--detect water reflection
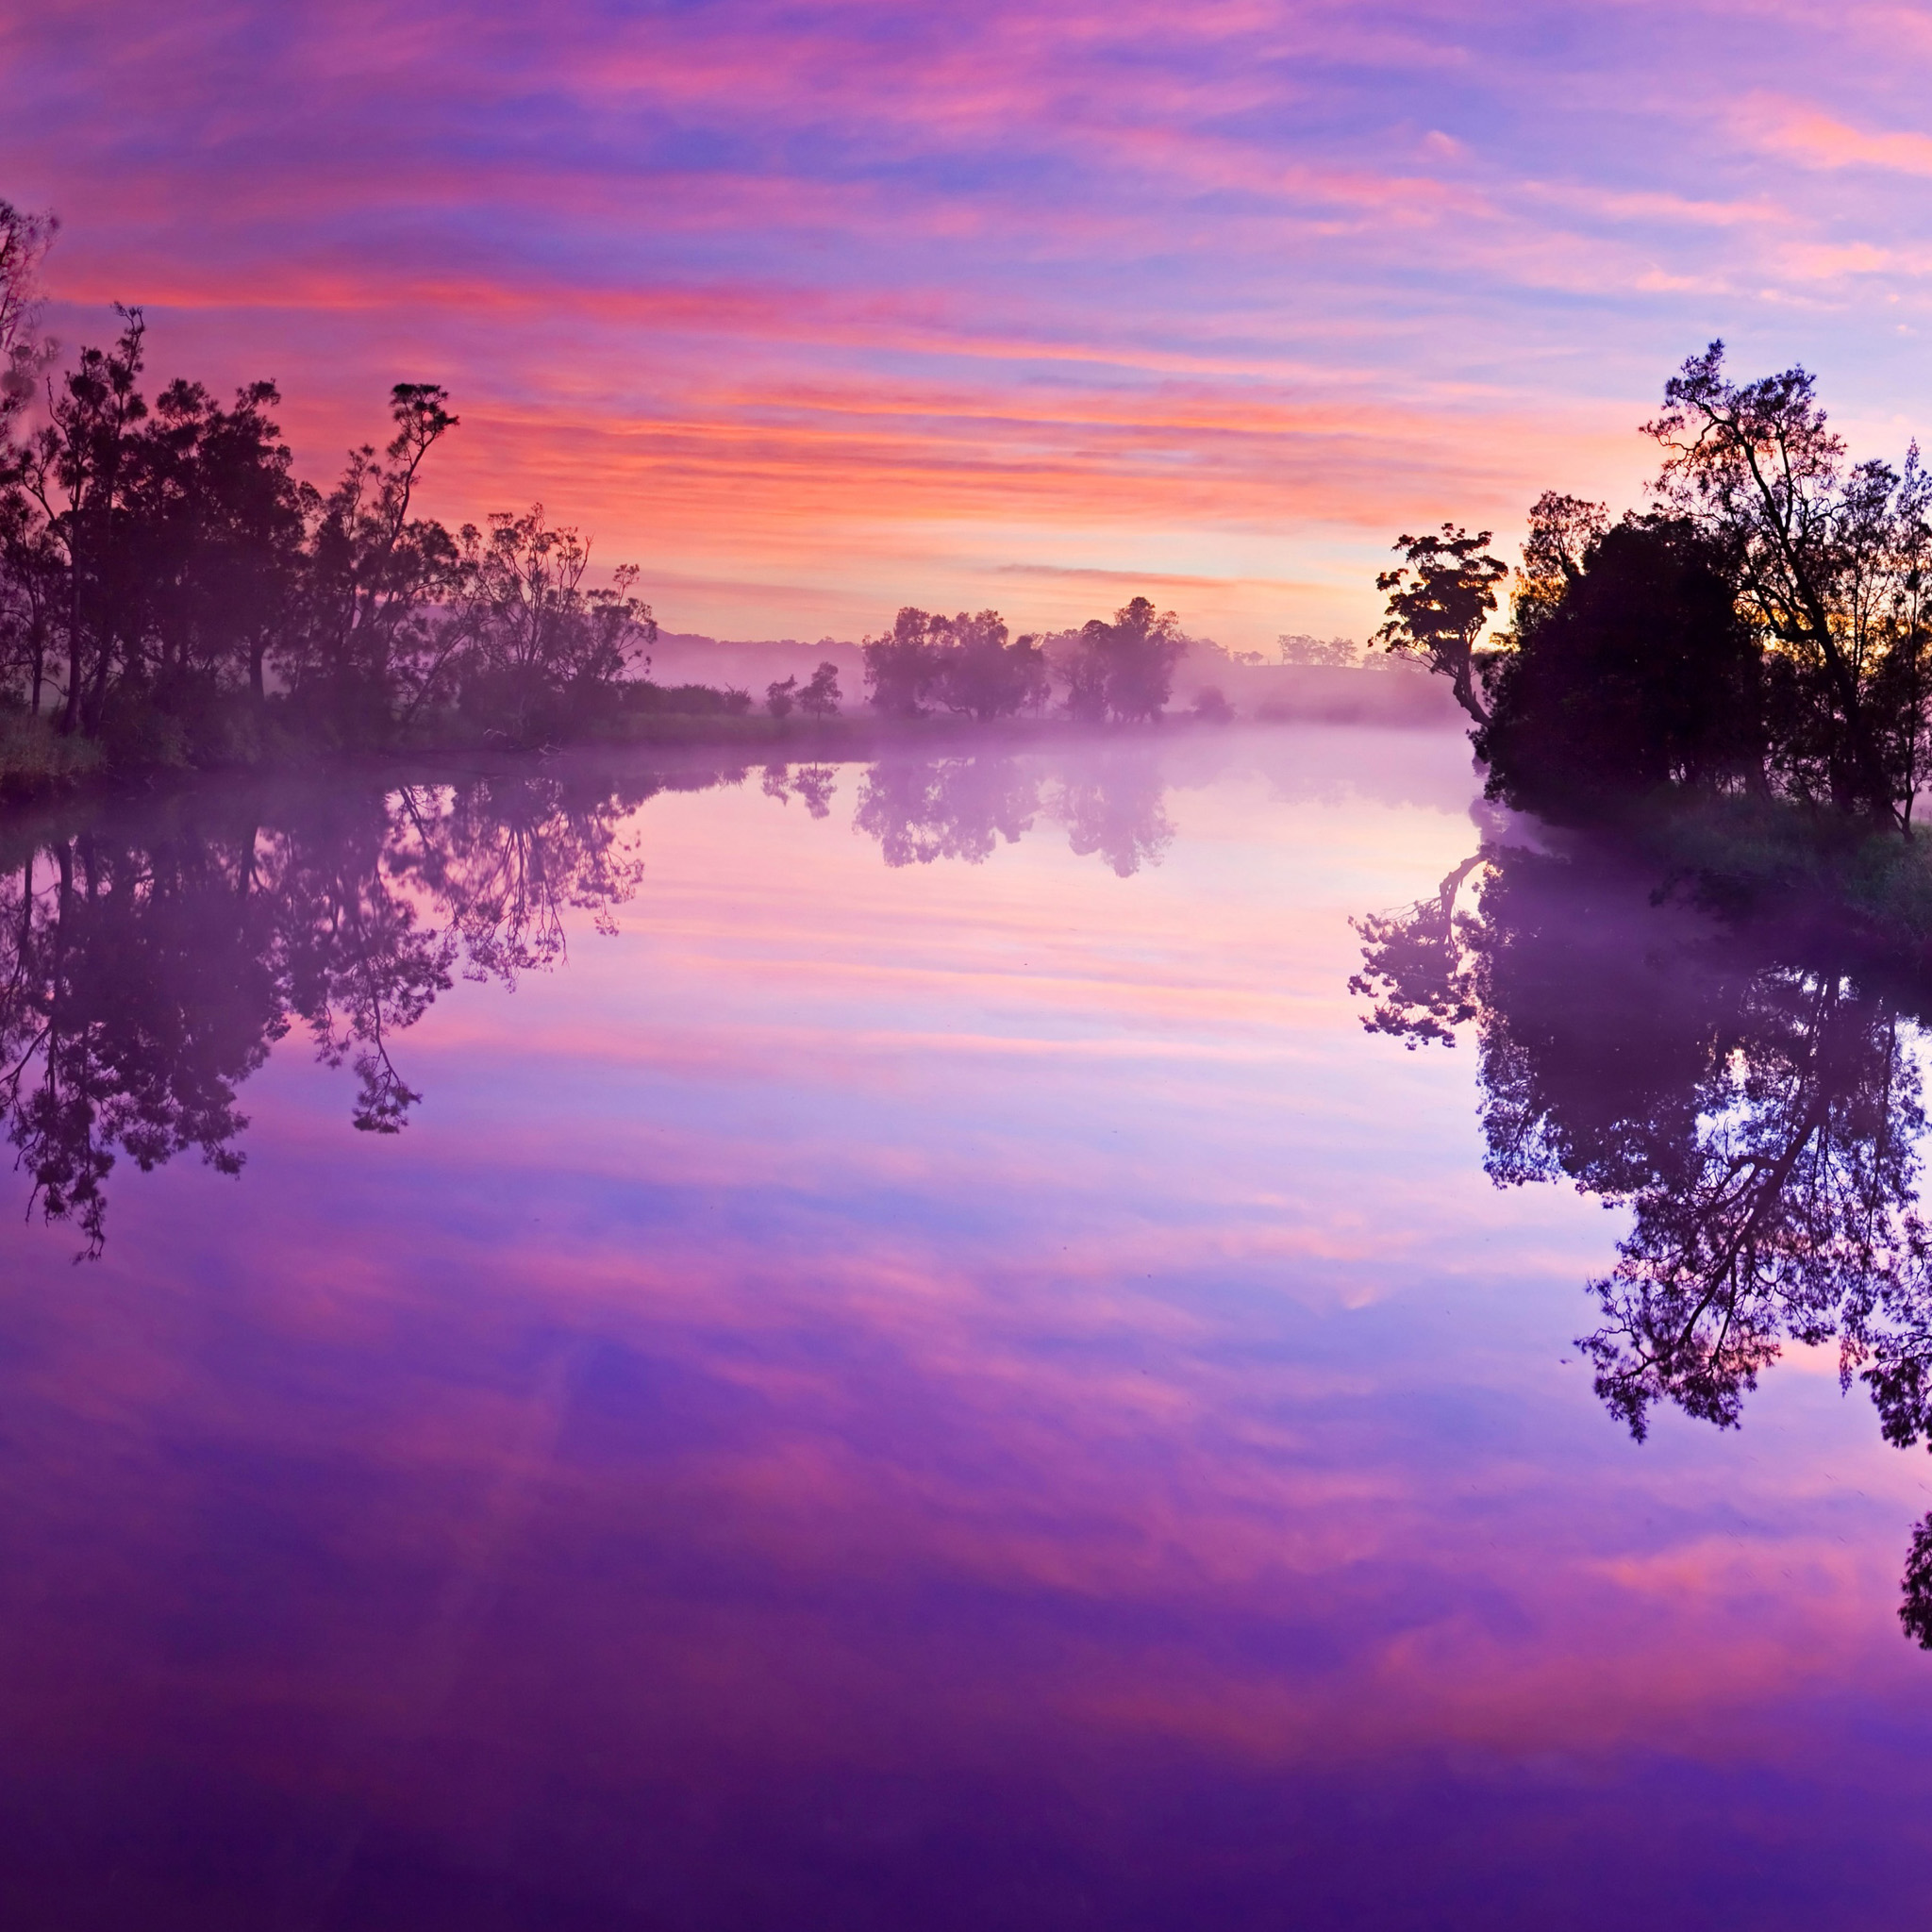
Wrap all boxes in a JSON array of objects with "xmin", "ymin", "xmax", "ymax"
[
  {"xmin": 11, "ymin": 723, "xmax": 1931, "ymax": 1924},
  {"xmin": 851, "ymin": 742, "xmax": 1173, "ymax": 876},
  {"xmin": 1353, "ymin": 834, "xmax": 1932, "ymax": 1640},
  {"xmin": 0, "ymin": 765, "xmax": 665, "ymax": 1252},
  {"xmin": 0, "ymin": 741, "xmax": 1200, "ymax": 1252}
]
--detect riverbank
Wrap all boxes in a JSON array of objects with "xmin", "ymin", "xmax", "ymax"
[
  {"xmin": 0, "ymin": 663, "xmax": 1461, "ymax": 807},
  {"xmin": 1539, "ymin": 785, "xmax": 1932, "ymax": 977}
]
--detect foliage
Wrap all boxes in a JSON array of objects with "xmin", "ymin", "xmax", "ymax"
[
  {"xmin": 1374, "ymin": 525, "xmax": 1509, "ymax": 724},
  {"xmin": 1351, "ymin": 835, "xmax": 1932, "ymax": 1641},
  {"xmin": 798, "ymin": 659, "xmax": 841, "ymax": 717},
  {"xmin": 1477, "ymin": 514, "xmax": 1762, "ymax": 812},
  {"xmin": 861, "ymin": 608, "xmax": 1048, "ymax": 721},
  {"xmin": 448, "ymin": 507, "xmax": 655, "ymax": 744},
  {"xmin": 0, "ymin": 198, "xmax": 56, "ymax": 428},
  {"xmin": 1056, "ymin": 596, "xmax": 1188, "ymax": 724},
  {"xmin": 0, "ymin": 234, "xmax": 659, "ymax": 771},
  {"xmin": 1394, "ymin": 345, "xmax": 1932, "ymax": 841},
  {"xmin": 1276, "ymin": 633, "xmax": 1359, "ymax": 666}
]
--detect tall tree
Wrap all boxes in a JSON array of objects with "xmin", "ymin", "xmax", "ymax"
[
  {"xmin": 1374, "ymin": 525, "xmax": 1509, "ymax": 725},
  {"xmin": 1644, "ymin": 341, "xmax": 1926, "ymax": 828}
]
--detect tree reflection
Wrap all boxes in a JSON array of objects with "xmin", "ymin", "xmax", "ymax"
[
  {"xmin": 0, "ymin": 764, "xmax": 663, "ymax": 1254},
  {"xmin": 1353, "ymin": 837, "xmax": 1932, "ymax": 1642},
  {"xmin": 854, "ymin": 756, "xmax": 1039, "ymax": 866},
  {"xmin": 849, "ymin": 745, "xmax": 1174, "ymax": 876}
]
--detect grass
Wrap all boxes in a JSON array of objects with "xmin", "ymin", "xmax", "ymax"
[
  {"xmin": 0, "ymin": 711, "xmax": 102, "ymax": 798},
  {"xmin": 1609, "ymin": 786, "xmax": 1932, "ymax": 965}
]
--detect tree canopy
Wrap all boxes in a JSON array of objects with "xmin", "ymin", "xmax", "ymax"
[{"xmin": 1387, "ymin": 343, "xmax": 1932, "ymax": 838}]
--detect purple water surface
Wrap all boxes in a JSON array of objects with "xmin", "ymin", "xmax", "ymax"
[{"xmin": 4, "ymin": 726, "xmax": 1930, "ymax": 1928}]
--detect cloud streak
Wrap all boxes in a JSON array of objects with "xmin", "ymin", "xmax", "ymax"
[{"xmin": 9, "ymin": 1, "xmax": 1932, "ymax": 641}]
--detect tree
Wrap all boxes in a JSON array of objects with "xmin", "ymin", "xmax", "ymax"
[
  {"xmin": 0, "ymin": 198, "xmax": 56, "ymax": 431},
  {"xmin": 1277, "ymin": 633, "xmax": 1358, "ymax": 666},
  {"xmin": 1374, "ymin": 525, "xmax": 1509, "ymax": 725},
  {"xmin": 798, "ymin": 660, "xmax": 841, "ymax": 717},
  {"xmin": 448, "ymin": 505, "xmax": 653, "ymax": 744},
  {"xmin": 0, "ymin": 261, "xmax": 671, "ymax": 767},
  {"xmin": 765, "ymin": 675, "xmax": 796, "ymax": 719},
  {"xmin": 1476, "ymin": 514, "xmax": 1761, "ymax": 813},
  {"xmin": 0, "ymin": 488, "xmax": 62, "ymax": 712},
  {"xmin": 17, "ymin": 308, "xmax": 151, "ymax": 735},
  {"xmin": 1644, "ymin": 341, "xmax": 1919, "ymax": 828},
  {"xmin": 124, "ymin": 375, "xmax": 309, "ymax": 705},
  {"xmin": 1062, "ymin": 596, "xmax": 1186, "ymax": 724},
  {"xmin": 862, "ymin": 607, "xmax": 940, "ymax": 717},
  {"xmin": 1508, "ymin": 491, "xmax": 1607, "ymax": 641},
  {"xmin": 929, "ymin": 610, "xmax": 1047, "ymax": 721},
  {"xmin": 288, "ymin": 383, "xmax": 466, "ymax": 733}
]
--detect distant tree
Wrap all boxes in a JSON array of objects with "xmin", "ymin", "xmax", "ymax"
[
  {"xmin": 798, "ymin": 659, "xmax": 841, "ymax": 718},
  {"xmin": 1374, "ymin": 525, "xmax": 1509, "ymax": 724},
  {"xmin": 0, "ymin": 198, "xmax": 56, "ymax": 429},
  {"xmin": 930, "ymin": 610, "xmax": 1046, "ymax": 721},
  {"xmin": 765, "ymin": 674, "xmax": 797, "ymax": 719},
  {"xmin": 862, "ymin": 608, "xmax": 940, "ymax": 716},
  {"xmin": 1191, "ymin": 686, "xmax": 1234, "ymax": 724},
  {"xmin": 1276, "ymin": 633, "xmax": 1359, "ymax": 666},
  {"xmin": 1063, "ymin": 596, "xmax": 1187, "ymax": 724},
  {"xmin": 1060, "ymin": 626, "xmax": 1110, "ymax": 723}
]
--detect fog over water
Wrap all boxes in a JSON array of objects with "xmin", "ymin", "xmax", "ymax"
[{"xmin": 6, "ymin": 721, "xmax": 1932, "ymax": 1927}]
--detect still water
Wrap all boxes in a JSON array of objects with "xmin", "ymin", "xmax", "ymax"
[{"xmin": 5, "ymin": 724, "xmax": 1932, "ymax": 1927}]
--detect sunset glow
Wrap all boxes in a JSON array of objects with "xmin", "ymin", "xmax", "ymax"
[{"xmin": 14, "ymin": 2, "xmax": 1932, "ymax": 643}]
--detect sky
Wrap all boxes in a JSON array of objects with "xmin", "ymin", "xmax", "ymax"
[{"xmin": 8, "ymin": 0, "xmax": 1932, "ymax": 648}]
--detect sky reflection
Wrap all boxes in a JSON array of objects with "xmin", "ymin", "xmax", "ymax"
[{"xmin": 6, "ymin": 726, "xmax": 1932, "ymax": 1925}]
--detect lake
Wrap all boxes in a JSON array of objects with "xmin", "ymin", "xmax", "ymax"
[{"xmin": 5, "ymin": 722, "xmax": 1932, "ymax": 1928}]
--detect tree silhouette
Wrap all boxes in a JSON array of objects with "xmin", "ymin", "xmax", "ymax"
[
  {"xmin": 1, "ymin": 769, "xmax": 651, "ymax": 1253},
  {"xmin": 1374, "ymin": 525, "xmax": 1509, "ymax": 725},
  {"xmin": 1353, "ymin": 834, "xmax": 1932, "ymax": 1642}
]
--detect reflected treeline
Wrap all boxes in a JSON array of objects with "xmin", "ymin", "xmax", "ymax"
[
  {"xmin": 845, "ymin": 747, "xmax": 1174, "ymax": 877},
  {"xmin": 4, "ymin": 743, "xmax": 1185, "ymax": 1254},
  {"xmin": 1352, "ymin": 837, "xmax": 1932, "ymax": 1645},
  {"xmin": 0, "ymin": 761, "xmax": 688, "ymax": 1255}
]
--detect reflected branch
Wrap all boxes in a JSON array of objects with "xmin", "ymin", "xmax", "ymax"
[{"xmin": 1353, "ymin": 834, "xmax": 1932, "ymax": 1641}]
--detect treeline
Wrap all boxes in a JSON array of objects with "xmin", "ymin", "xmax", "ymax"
[
  {"xmin": 0, "ymin": 200, "xmax": 1233, "ymax": 799},
  {"xmin": 858, "ymin": 596, "xmax": 1191, "ymax": 724},
  {"xmin": 3, "ymin": 739, "xmax": 1191, "ymax": 1254},
  {"xmin": 0, "ymin": 244, "xmax": 660, "ymax": 774},
  {"xmin": 1380, "ymin": 342, "xmax": 1932, "ymax": 840}
]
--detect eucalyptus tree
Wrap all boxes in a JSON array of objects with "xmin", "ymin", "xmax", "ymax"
[{"xmin": 1374, "ymin": 525, "xmax": 1510, "ymax": 725}]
